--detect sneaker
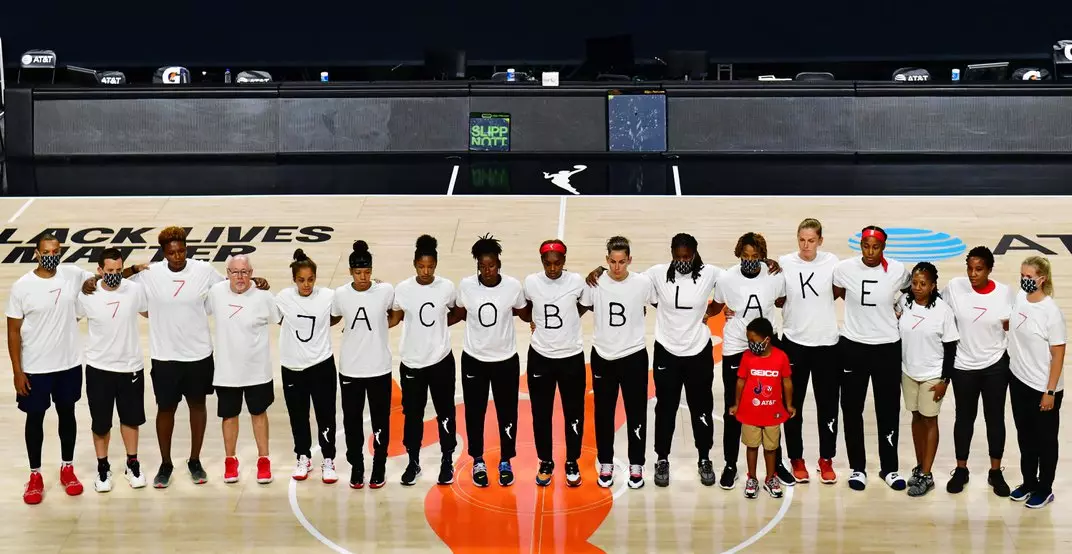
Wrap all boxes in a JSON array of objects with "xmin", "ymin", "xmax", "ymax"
[
  {"xmin": 908, "ymin": 465, "xmax": 922, "ymax": 488},
  {"xmin": 654, "ymin": 460, "xmax": 670, "ymax": 488},
  {"xmin": 322, "ymin": 458, "xmax": 339, "ymax": 484},
  {"xmin": 188, "ymin": 459, "xmax": 208, "ymax": 485},
  {"xmin": 437, "ymin": 458, "xmax": 454, "ymax": 485},
  {"xmin": 60, "ymin": 464, "xmax": 84, "ymax": 496},
  {"xmin": 23, "ymin": 472, "xmax": 44, "ymax": 505},
  {"xmin": 125, "ymin": 460, "xmax": 147, "ymax": 489},
  {"xmin": 565, "ymin": 460, "xmax": 582, "ymax": 487},
  {"xmin": 1025, "ymin": 491, "xmax": 1055, "ymax": 509},
  {"xmin": 95, "ymin": 470, "xmax": 113, "ymax": 493},
  {"xmin": 350, "ymin": 466, "xmax": 365, "ymax": 489},
  {"xmin": 536, "ymin": 460, "xmax": 554, "ymax": 487},
  {"xmin": 473, "ymin": 462, "xmax": 489, "ymax": 488},
  {"xmin": 988, "ymin": 468, "xmax": 1011, "ymax": 498},
  {"xmin": 719, "ymin": 465, "xmax": 738, "ymax": 490},
  {"xmin": 882, "ymin": 470, "xmax": 906, "ymax": 491},
  {"xmin": 498, "ymin": 461, "xmax": 515, "ymax": 487},
  {"xmin": 698, "ymin": 460, "xmax": 716, "ymax": 487},
  {"xmin": 817, "ymin": 458, "xmax": 837, "ymax": 484},
  {"xmin": 597, "ymin": 463, "xmax": 614, "ymax": 488},
  {"xmin": 744, "ymin": 475, "xmax": 759, "ymax": 499},
  {"xmin": 848, "ymin": 470, "xmax": 867, "ymax": 491},
  {"xmin": 369, "ymin": 459, "xmax": 386, "ymax": 489},
  {"xmin": 400, "ymin": 460, "xmax": 421, "ymax": 486},
  {"xmin": 628, "ymin": 464, "xmax": 644, "ymax": 489},
  {"xmin": 224, "ymin": 457, "xmax": 240, "ymax": 484},
  {"xmin": 764, "ymin": 476, "xmax": 784, "ymax": 498},
  {"xmin": 1010, "ymin": 484, "xmax": 1033, "ymax": 502},
  {"xmin": 256, "ymin": 457, "xmax": 273, "ymax": 484},
  {"xmin": 908, "ymin": 472, "xmax": 935, "ymax": 497},
  {"xmin": 775, "ymin": 461, "xmax": 796, "ymax": 486},
  {"xmin": 153, "ymin": 463, "xmax": 174, "ymax": 489},
  {"xmin": 292, "ymin": 455, "xmax": 311, "ymax": 481},
  {"xmin": 790, "ymin": 459, "xmax": 810, "ymax": 483},
  {"xmin": 946, "ymin": 467, "xmax": 969, "ymax": 494}
]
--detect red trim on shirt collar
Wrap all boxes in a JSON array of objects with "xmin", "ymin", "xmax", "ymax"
[{"xmin": 972, "ymin": 280, "xmax": 996, "ymax": 294}]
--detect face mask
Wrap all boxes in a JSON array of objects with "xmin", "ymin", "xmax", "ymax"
[
  {"xmin": 39, "ymin": 254, "xmax": 60, "ymax": 271},
  {"xmin": 102, "ymin": 273, "xmax": 122, "ymax": 288},
  {"xmin": 747, "ymin": 339, "xmax": 769, "ymax": 356},
  {"xmin": 671, "ymin": 259, "xmax": 693, "ymax": 274},
  {"xmin": 1021, "ymin": 276, "xmax": 1040, "ymax": 294},
  {"xmin": 740, "ymin": 258, "xmax": 762, "ymax": 275}
]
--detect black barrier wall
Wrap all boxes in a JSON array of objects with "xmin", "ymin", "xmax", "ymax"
[{"xmin": 10, "ymin": 82, "xmax": 1072, "ymax": 158}]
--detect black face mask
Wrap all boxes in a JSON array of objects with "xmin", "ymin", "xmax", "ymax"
[
  {"xmin": 747, "ymin": 338, "xmax": 769, "ymax": 356},
  {"xmin": 102, "ymin": 273, "xmax": 122, "ymax": 288},
  {"xmin": 1021, "ymin": 276, "xmax": 1040, "ymax": 294},
  {"xmin": 671, "ymin": 258, "xmax": 693, "ymax": 274},
  {"xmin": 39, "ymin": 254, "xmax": 60, "ymax": 271},
  {"xmin": 740, "ymin": 258, "xmax": 762, "ymax": 276}
]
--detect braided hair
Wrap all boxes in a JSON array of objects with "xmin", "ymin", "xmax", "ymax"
[
  {"xmin": 471, "ymin": 233, "xmax": 503, "ymax": 264},
  {"xmin": 666, "ymin": 233, "xmax": 704, "ymax": 284},
  {"xmin": 904, "ymin": 261, "xmax": 940, "ymax": 309}
]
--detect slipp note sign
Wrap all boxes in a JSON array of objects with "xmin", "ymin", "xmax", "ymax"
[{"xmin": 469, "ymin": 113, "xmax": 511, "ymax": 152}]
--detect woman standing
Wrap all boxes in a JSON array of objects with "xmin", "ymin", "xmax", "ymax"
[
  {"xmin": 275, "ymin": 249, "xmax": 340, "ymax": 484},
  {"xmin": 834, "ymin": 225, "xmax": 911, "ymax": 492},
  {"xmin": 1008, "ymin": 256, "xmax": 1066, "ymax": 509},
  {"xmin": 331, "ymin": 241, "xmax": 398, "ymax": 489},
  {"xmin": 941, "ymin": 246, "xmax": 1012, "ymax": 496},
  {"xmin": 898, "ymin": 262, "xmax": 959, "ymax": 497}
]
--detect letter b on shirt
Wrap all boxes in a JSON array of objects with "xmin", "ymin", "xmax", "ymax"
[
  {"xmin": 544, "ymin": 303, "xmax": 562, "ymax": 329},
  {"xmin": 609, "ymin": 302, "xmax": 626, "ymax": 327}
]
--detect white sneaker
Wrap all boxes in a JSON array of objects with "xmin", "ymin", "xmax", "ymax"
[
  {"xmin": 293, "ymin": 455, "xmax": 311, "ymax": 481},
  {"xmin": 597, "ymin": 463, "xmax": 614, "ymax": 488},
  {"xmin": 321, "ymin": 458, "xmax": 339, "ymax": 484},
  {"xmin": 627, "ymin": 464, "xmax": 645, "ymax": 489},
  {"xmin": 95, "ymin": 471, "xmax": 112, "ymax": 493},
  {"xmin": 125, "ymin": 466, "xmax": 147, "ymax": 489}
]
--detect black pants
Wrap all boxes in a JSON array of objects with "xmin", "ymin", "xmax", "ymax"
[
  {"xmin": 401, "ymin": 354, "xmax": 458, "ymax": 459},
  {"xmin": 340, "ymin": 372, "xmax": 392, "ymax": 469},
  {"xmin": 951, "ymin": 356, "xmax": 1010, "ymax": 462},
  {"xmin": 461, "ymin": 352, "xmax": 521, "ymax": 461},
  {"xmin": 839, "ymin": 338, "xmax": 902, "ymax": 474},
  {"xmin": 653, "ymin": 340, "xmax": 714, "ymax": 460},
  {"xmin": 1009, "ymin": 375, "xmax": 1063, "ymax": 496},
  {"xmin": 282, "ymin": 357, "xmax": 338, "ymax": 460},
  {"xmin": 780, "ymin": 339, "xmax": 840, "ymax": 460},
  {"xmin": 527, "ymin": 348, "xmax": 586, "ymax": 463},
  {"xmin": 722, "ymin": 352, "xmax": 745, "ymax": 466},
  {"xmin": 591, "ymin": 348, "xmax": 649, "ymax": 466}
]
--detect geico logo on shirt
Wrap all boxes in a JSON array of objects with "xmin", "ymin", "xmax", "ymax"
[{"xmin": 750, "ymin": 369, "xmax": 780, "ymax": 377}]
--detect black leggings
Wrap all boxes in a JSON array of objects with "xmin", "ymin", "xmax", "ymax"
[
  {"xmin": 653, "ymin": 340, "xmax": 714, "ymax": 460},
  {"xmin": 527, "ymin": 348, "xmax": 586, "ymax": 463},
  {"xmin": 778, "ymin": 339, "xmax": 841, "ymax": 461},
  {"xmin": 951, "ymin": 356, "xmax": 1009, "ymax": 462},
  {"xmin": 461, "ymin": 352, "xmax": 521, "ymax": 461},
  {"xmin": 340, "ymin": 372, "xmax": 393, "ymax": 468},
  {"xmin": 591, "ymin": 348, "xmax": 649, "ymax": 466},
  {"xmin": 1009, "ymin": 374, "xmax": 1063, "ymax": 496},
  {"xmin": 400, "ymin": 354, "xmax": 458, "ymax": 459},
  {"xmin": 25, "ymin": 403, "xmax": 77, "ymax": 469},
  {"xmin": 839, "ymin": 338, "xmax": 902, "ymax": 474},
  {"xmin": 281, "ymin": 357, "xmax": 338, "ymax": 460}
]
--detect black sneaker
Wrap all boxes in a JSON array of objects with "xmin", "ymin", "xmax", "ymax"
[
  {"xmin": 473, "ymin": 461, "xmax": 489, "ymax": 488},
  {"xmin": 400, "ymin": 460, "xmax": 421, "ymax": 486},
  {"xmin": 498, "ymin": 461, "xmax": 515, "ymax": 487},
  {"xmin": 369, "ymin": 459, "xmax": 386, "ymax": 489},
  {"xmin": 698, "ymin": 460, "xmax": 716, "ymax": 487},
  {"xmin": 654, "ymin": 460, "xmax": 670, "ymax": 487},
  {"xmin": 536, "ymin": 460, "xmax": 554, "ymax": 487},
  {"xmin": 946, "ymin": 467, "xmax": 969, "ymax": 494},
  {"xmin": 775, "ymin": 461, "xmax": 796, "ymax": 486},
  {"xmin": 719, "ymin": 465, "xmax": 738, "ymax": 490},
  {"xmin": 438, "ymin": 457, "xmax": 454, "ymax": 485},
  {"xmin": 988, "ymin": 468, "xmax": 1011, "ymax": 497},
  {"xmin": 350, "ymin": 466, "xmax": 365, "ymax": 489},
  {"xmin": 188, "ymin": 459, "xmax": 208, "ymax": 485},
  {"xmin": 565, "ymin": 460, "xmax": 582, "ymax": 487},
  {"xmin": 153, "ymin": 463, "xmax": 174, "ymax": 489}
]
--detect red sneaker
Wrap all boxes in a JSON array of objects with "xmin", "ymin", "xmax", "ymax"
[
  {"xmin": 23, "ymin": 472, "xmax": 44, "ymax": 504},
  {"xmin": 791, "ymin": 459, "xmax": 810, "ymax": 483},
  {"xmin": 224, "ymin": 457, "xmax": 240, "ymax": 483},
  {"xmin": 60, "ymin": 464, "xmax": 83, "ymax": 496},
  {"xmin": 256, "ymin": 457, "xmax": 273, "ymax": 484},
  {"xmin": 817, "ymin": 458, "xmax": 838, "ymax": 484}
]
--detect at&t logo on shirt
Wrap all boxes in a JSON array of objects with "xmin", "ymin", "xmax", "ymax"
[{"xmin": 848, "ymin": 227, "xmax": 966, "ymax": 262}]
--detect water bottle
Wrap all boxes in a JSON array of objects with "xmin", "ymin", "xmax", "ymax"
[
  {"xmin": 951, "ymin": 68, "xmax": 960, "ymax": 82},
  {"xmin": 506, "ymin": 68, "xmax": 516, "ymax": 82},
  {"xmin": 224, "ymin": 69, "xmax": 231, "ymax": 83},
  {"xmin": 320, "ymin": 71, "xmax": 330, "ymax": 82}
]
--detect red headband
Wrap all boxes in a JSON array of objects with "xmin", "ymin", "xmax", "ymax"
[
  {"xmin": 860, "ymin": 229, "xmax": 889, "ymax": 271},
  {"xmin": 540, "ymin": 242, "xmax": 566, "ymax": 255}
]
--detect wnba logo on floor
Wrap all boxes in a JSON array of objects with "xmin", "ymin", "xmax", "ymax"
[{"xmin": 848, "ymin": 228, "xmax": 966, "ymax": 262}]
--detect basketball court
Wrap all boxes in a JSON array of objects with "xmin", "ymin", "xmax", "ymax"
[{"xmin": 0, "ymin": 194, "xmax": 1068, "ymax": 553}]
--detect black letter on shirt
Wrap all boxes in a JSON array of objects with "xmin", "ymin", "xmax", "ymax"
[
  {"xmin": 674, "ymin": 286, "xmax": 692, "ymax": 310},
  {"xmin": 350, "ymin": 307, "xmax": 371, "ymax": 331},
  {"xmin": 741, "ymin": 294, "xmax": 762, "ymax": 319},
  {"xmin": 860, "ymin": 280, "xmax": 877, "ymax": 307},
  {"xmin": 418, "ymin": 302, "xmax": 435, "ymax": 327},
  {"xmin": 295, "ymin": 314, "xmax": 315, "ymax": 342},
  {"xmin": 609, "ymin": 302, "xmax": 626, "ymax": 327},
  {"xmin": 799, "ymin": 272, "xmax": 818, "ymax": 299},
  {"xmin": 544, "ymin": 304, "xmax": 562, "ymax": 329},
  {"xmin": 477, "ymin": 302, "xmax": 498, "ymax": 327}
]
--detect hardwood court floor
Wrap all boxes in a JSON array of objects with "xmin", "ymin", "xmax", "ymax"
[{"xmin": 0, "ymin": 195, "xmax": 1068, "ymax": 553}]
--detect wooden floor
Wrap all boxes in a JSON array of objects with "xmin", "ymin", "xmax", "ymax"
[{"xmin": 0, "ymin": 195, "xmax": 1069, "ymax": 553}]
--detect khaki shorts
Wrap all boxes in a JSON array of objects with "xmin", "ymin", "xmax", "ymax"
[
  {"xmin": 741, "ymin": 424, "xmax": 780, "ymax": 450},
  {"xmin": 902, "ymin": 373, "xmax": 946, "ymax": 417}
]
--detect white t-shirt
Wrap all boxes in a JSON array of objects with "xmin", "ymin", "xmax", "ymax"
[
  {"xmin": 1009, "ymin": 292, "xmax": 1067, "ymax": 392},
  {"xmin": 332, "ymin": 282, "xmax": 395, "ymax": 378},
  {"xmin": 899, "ymin": 298, "xmax": 960, "ymax": 381},
  {"xmin": 457, "ymin": 274, "xmax": 527, "ymax": 363},
  {"xmin": 778, "ymin": 251, "xmax": 840, "ymax": 347},
  {"xmin": 713, "ymin": 265, "xmax": 786, "ymax": 357},
  {"xmin": 205, "ymin": 282, "xmax": 280, "ymax": 387},
  {"xmin": 941, "ymin": 277, "xmax": 1013, "ymax": 371},
  {"xmin": 276, "ymin": 286, "xmax": 335, "ymax": 370},
  {"xmin": 645, "ymin": 263, "xmax": 721, "ymax": 357},
  {"xmin": 5, "ymin": 264, "xmax": 95, "ymax": 374},
  {"xmin": 76, "ymin": 280, "xmax": 148, "ymax": 373},
  {"xmin": 580, "ymin": 271, "xmax": 656, "ymax": 361},
  {"xmin": 524, "ymin": 271, "xmax": 585, "ymax": 359},
  {"xmin": 393, "ymin": 276, "xmax": 456, "ymax": 369},
  {"xmin": 130, "ymin": 259, "xmax": 224, "ymax": 362},
  {"xmin": 833, "ymin": 257, "xmax": 911, "ymax": 345}
]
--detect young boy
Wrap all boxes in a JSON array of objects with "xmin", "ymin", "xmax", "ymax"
[{"xmin": 729, "ymin": 317, "xmax": 795, "ymax": 499}]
